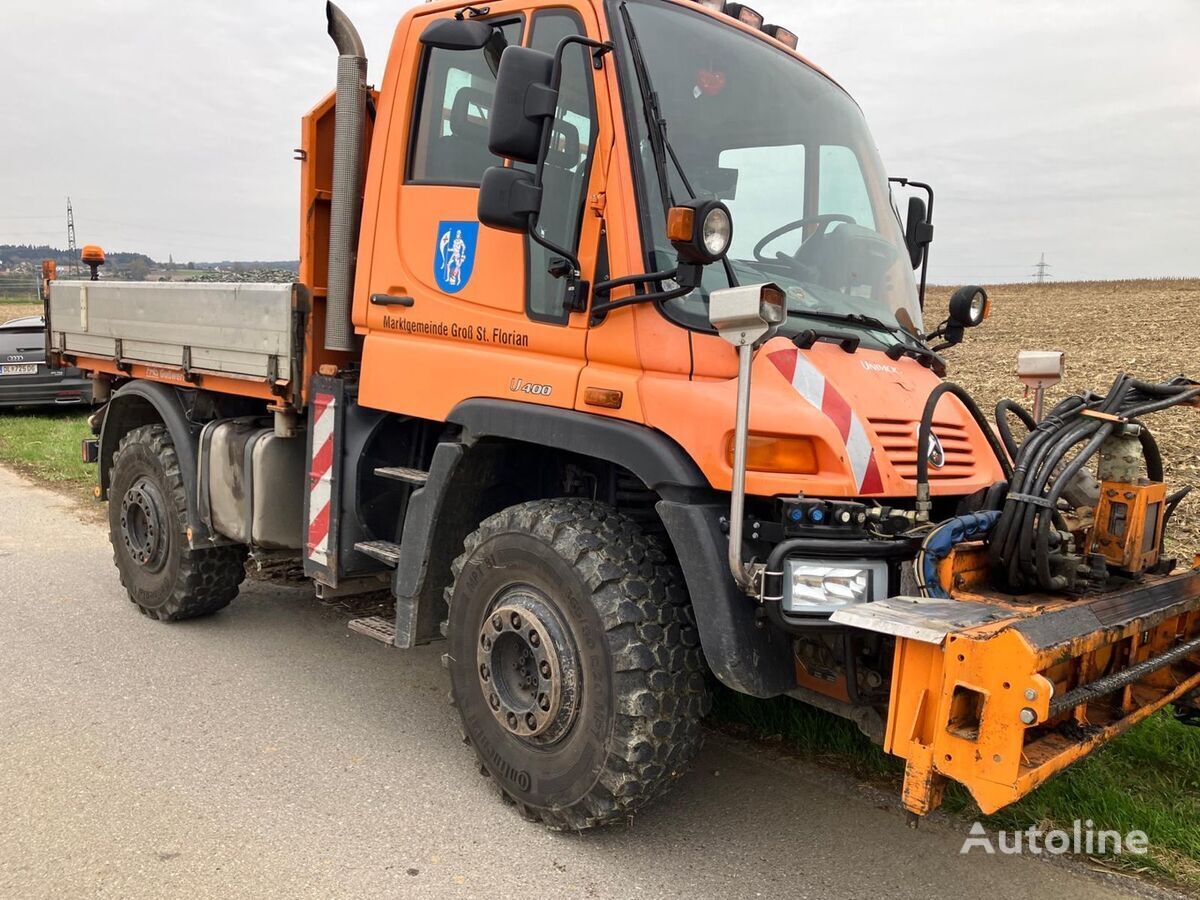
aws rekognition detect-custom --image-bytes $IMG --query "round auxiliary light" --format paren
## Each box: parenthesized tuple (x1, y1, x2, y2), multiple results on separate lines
(809, 507, 826, 524)
(702, 205, 733, 259)
(948, 285, 990, 328)
(789, 507, 805, 523)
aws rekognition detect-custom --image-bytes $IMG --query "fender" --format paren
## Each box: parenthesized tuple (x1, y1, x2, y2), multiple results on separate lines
(98, 381, 219, 548)
(447, 398, 708, 498)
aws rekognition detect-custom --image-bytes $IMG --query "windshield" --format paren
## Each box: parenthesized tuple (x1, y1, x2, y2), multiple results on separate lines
(615, 0, 923, 342)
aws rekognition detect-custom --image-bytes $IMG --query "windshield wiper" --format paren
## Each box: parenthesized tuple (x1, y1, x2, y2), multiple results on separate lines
(788, 308, 946, 373)
(618, 3, 738, 289)
(788, 309, 899, 335)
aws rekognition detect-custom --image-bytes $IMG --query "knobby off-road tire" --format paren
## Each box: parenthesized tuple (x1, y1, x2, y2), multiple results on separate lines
(445, 499, 710, 830)
(107, 424, 247, 621)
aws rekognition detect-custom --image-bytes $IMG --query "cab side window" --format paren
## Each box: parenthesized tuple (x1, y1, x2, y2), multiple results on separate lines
(408, 20, 524, 185)
(524, 10, 597, 322)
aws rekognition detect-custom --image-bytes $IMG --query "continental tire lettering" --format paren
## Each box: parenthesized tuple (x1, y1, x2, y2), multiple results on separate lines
(475, 730, 532, 792)
(509, 378, 553, 397)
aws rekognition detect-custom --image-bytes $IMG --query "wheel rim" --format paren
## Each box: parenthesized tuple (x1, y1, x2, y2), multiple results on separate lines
(120, 476, 170, 573)
(477, 586, 580, 744)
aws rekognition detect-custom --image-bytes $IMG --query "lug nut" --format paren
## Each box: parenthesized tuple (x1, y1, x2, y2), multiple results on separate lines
(479, 663, 490, 682)
(529, 631, 541, 647)
(539, 661, 551, 678)
(480, 635, 491, 651)
(525, 713, 537, 730)
(489, 693, 500, 710)
(506, 711, 518, 729)
(1019, 708, 1038, 725)
(510, 612, 522, 629)
(538, 693, 551, 711)
(492, 614, 504, 631)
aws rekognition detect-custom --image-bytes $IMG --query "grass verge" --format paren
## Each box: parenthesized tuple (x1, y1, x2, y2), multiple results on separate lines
(0, 409, 94, 487)
(713, 686, 1200, 889)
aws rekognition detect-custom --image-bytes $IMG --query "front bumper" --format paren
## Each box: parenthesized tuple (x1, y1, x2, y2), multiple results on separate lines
(833, 568, 1200, 816)
(0, 369, 93, 408)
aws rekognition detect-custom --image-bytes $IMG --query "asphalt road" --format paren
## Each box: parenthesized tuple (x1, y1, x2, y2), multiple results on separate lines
(0, 465, 1166, 899)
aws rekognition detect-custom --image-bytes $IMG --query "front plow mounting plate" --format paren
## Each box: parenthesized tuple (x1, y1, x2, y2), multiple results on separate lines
(837, 571, 1200, 817)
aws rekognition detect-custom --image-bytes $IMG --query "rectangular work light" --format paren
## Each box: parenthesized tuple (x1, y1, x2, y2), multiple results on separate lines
(782, 559, 889, 615)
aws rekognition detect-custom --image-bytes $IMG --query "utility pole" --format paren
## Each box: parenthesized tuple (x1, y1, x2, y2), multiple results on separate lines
(66, 197, 80, 277)
(1031, 252, 1051, 285)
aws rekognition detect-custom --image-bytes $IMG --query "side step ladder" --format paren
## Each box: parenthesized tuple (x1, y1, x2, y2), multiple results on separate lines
(375, 466, 429, 486)
(348, 616, 396, 645)
(354, 540, 401, 567)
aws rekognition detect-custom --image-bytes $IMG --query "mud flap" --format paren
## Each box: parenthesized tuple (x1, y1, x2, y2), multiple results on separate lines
(833, 571, 1200, 816)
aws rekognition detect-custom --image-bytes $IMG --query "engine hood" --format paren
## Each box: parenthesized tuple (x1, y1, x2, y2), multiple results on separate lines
(640, 335, 1006, 499)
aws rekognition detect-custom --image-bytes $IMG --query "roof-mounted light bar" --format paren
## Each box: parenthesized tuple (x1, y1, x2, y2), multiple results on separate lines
(722, 3, 765, 29)
(763, 23, 799, 49)
(691, 2, 798, 50)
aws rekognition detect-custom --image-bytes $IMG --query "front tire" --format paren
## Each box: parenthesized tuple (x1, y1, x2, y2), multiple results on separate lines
(445, 499, 709, 830)
(108, 424, 247, 621)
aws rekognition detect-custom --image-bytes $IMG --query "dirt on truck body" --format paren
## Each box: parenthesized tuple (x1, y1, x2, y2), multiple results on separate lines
(43, 0, 1200, 829)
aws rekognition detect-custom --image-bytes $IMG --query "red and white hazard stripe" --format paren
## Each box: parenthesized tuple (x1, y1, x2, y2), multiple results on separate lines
(307, 392, 337, 566)
(767, 348, 884, 494)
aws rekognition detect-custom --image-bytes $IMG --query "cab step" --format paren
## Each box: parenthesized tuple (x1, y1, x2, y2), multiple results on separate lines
(348, 615, 396, 645)
(375, 466, 429, 485)
(354, 540, 402, 567)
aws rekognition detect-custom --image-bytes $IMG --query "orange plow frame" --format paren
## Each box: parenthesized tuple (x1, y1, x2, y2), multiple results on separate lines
(838, 567, 1200, 816)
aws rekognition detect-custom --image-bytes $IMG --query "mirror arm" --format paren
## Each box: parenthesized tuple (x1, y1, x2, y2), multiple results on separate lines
(594, 267, 679, 297)
(890, 177, 935, 309)
(590, 283, 693, 324)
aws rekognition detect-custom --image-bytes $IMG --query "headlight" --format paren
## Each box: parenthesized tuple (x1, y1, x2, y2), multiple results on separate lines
(701, 205, 733, 258)
(782, 559, 888, 615)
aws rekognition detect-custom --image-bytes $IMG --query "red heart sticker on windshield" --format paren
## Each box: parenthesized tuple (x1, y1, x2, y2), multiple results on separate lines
(696, 69, 727, 96)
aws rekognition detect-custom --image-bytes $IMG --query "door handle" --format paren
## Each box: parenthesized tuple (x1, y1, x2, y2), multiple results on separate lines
(370, 293, 415, 307)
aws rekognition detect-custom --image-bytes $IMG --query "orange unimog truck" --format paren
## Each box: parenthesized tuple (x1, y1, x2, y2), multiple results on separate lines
(46, 0, 1200, 829)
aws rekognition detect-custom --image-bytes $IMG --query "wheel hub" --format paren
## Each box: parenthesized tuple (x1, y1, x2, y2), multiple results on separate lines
(477, 589, 579, 743)
(120, 476, 169, 572)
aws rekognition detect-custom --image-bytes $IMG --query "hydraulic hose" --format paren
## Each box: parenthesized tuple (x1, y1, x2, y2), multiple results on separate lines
(916, 383, 1013, 519)
(988, 374, 1200, 592)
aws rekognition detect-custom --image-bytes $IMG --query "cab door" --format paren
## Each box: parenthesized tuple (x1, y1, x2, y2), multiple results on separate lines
(357, 3, 608, 422)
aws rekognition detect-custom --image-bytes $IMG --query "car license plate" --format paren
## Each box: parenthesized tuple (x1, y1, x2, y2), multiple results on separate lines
(0, 364, 38, 376)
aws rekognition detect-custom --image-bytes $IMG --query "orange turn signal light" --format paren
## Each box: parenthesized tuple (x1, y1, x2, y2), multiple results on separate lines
(667, 207, 696, 243)
(726, 433, 819, 474)
(584, 387, 624, 410)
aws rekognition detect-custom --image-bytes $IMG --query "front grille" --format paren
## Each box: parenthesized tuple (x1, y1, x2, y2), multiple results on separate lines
(867, 417, 979, 482)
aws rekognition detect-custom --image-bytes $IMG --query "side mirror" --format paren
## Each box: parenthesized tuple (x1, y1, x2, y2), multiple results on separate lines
(488, 46, 557, 164)
(419, 18, 495, 51)
(903, 196, 933, 269)
(478, 166, 543, 232)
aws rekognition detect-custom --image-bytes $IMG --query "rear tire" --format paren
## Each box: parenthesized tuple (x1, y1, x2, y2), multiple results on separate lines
(445, 499, 710, 830)
(108, 424, 247, 621)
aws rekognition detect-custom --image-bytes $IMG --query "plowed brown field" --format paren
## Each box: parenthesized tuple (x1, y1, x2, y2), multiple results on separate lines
(928, 279, 1200, 556)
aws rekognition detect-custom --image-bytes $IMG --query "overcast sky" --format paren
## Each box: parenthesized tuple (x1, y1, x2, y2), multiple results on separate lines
(2, 0, 1197, 282)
